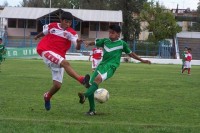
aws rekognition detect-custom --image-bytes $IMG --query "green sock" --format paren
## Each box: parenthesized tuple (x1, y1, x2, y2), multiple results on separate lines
(84, 82, 98, 97)
(88, 93, 95, 111)
(84, 82, 98, 112)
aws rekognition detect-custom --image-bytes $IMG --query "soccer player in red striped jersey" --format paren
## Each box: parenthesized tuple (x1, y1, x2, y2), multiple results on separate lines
(182, 48, 192, 75)
(34, 12, 90, 111)
(89, 47, 103, 71)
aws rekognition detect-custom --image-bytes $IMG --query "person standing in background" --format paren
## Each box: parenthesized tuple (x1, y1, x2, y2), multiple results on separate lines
(182, 48, 192, 75)
(89, 47, 103, 72)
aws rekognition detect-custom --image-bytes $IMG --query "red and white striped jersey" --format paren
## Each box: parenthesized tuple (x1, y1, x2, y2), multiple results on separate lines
(91, 48, 103, 59)
(185, 52, 192, 61)
(37, 23, 78, 58)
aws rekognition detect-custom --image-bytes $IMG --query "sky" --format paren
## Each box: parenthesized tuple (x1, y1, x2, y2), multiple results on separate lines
(156, 0, 199, 10)
(0, 0, 199, 10)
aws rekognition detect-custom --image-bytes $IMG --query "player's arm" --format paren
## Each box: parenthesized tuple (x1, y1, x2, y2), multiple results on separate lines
(34, 24, 49, 40)
(75, 38, 84, 50)
(84, 41, 95, 47)
(128, 52, 151, 64)
(84, 38, 105, 47)
(34, 32, 45, 40)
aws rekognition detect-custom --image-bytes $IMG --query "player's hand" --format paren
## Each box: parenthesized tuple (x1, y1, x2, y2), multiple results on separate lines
(84, 41, 90, 47)
(76, 39, 84, 50)
(143, 60, 151, 64)
(34, 36, 38, 40)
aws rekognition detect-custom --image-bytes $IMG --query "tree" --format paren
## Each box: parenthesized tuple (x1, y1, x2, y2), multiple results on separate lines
(109, 0, 147, 41)
(20, 0, 45, 7)
(20, 0, 74, 8)
(140, 1, 181, 43)
(79, 0, 110, 10)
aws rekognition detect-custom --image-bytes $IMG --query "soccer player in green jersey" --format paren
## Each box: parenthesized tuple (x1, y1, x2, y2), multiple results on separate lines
(181, 47, 188, 70)
(0, 38, 6, 72)
(78, 25, 151, 115)
(0, 38, 6, 62)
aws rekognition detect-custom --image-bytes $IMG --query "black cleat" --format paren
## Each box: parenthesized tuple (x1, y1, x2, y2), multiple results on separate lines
(78, 92, 86, 104)
(83, 74, 90, 88)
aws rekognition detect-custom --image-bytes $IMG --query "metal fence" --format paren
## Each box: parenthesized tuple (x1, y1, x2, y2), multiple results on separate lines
(131, 40, 174, 59)
(4, 38, 175, 59)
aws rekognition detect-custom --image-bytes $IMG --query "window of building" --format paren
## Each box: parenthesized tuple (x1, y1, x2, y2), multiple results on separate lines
(74, 21, 80, 31)
(109, 22, 119, 26)
(27, 20, 36, 28)
(90, 22, 99, 31)
(18, 19, 26, 28)
(100, 22, 109, 31)
(8, 19, 17, 28)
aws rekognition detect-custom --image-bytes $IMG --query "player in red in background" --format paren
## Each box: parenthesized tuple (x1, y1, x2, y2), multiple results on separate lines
(34, 12, 90, 111)
(89, 47, 103, 72)
(182, 48, 192, 75)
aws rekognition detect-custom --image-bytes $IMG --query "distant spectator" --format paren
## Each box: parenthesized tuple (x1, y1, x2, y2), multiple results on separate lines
(182, 48, 192, 75)
(181, 47, 188, 71)
(0, 38, 6, 63)
(89, 47, 103, 72)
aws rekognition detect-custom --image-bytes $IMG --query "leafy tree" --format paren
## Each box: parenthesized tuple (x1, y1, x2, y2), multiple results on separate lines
(109, 0, 147, 41)
(20, 0, 75, 8)
(79, 0, 110, 10)
(140, 1, 181, 43)
(20, 0, 45, 7)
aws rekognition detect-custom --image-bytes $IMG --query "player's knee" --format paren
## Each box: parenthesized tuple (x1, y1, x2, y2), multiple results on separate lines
(54, 83, 61, 90)
(94, 76, 102, 84)
(60, 60, 70, 67)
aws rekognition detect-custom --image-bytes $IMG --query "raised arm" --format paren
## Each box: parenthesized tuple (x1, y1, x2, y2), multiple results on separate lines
(76, 40, 95, 50)
(84, 41, 95, 47)
(128, 52, 151, 64)
(34, 32, 45, 40)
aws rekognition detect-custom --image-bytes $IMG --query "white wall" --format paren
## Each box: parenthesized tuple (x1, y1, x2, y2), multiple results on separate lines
(64, 55, 200, 65)
(177, 32, 200, 38)
(89, 31, 109, 38)
(7, 28, 36, 37)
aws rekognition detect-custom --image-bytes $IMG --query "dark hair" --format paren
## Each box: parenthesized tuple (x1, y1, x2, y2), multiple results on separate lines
(109, 25, 121, 33)
(60, 12, 73, 20)
(0, 38, 2, 41)
(188, 48, 192, 51)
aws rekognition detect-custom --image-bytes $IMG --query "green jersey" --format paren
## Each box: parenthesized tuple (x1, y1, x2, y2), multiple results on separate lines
(0, 44, 5, 54)
(95, 38, 132, 68)
(181, 51, 187, 62)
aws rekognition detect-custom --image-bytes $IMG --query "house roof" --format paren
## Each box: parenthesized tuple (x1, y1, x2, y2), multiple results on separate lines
(0, 7, 58, 19)
(0, 7, 123, 22)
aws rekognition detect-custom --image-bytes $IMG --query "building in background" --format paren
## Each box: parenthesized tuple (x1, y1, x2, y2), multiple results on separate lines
(0, 7, 122, 47)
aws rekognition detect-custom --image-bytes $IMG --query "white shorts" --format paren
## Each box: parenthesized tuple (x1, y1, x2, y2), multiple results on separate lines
(41, 51, 65, 83)
(184, 61, 191, 68)
(92, 58, 102, 69)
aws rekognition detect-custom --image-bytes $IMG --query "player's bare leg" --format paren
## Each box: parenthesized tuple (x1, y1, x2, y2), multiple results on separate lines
(60, 60, 81, 81)
(60, 60, 90, 87)
(44, 80, 61, 111)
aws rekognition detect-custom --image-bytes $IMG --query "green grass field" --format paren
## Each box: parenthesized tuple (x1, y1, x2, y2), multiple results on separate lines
(0, 59, 200, 133)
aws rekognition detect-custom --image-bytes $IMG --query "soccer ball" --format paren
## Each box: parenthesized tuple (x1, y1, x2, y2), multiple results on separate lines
(94, 88, 109, 103)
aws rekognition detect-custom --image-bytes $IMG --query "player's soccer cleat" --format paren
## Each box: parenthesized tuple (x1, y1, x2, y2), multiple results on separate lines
(83, 74, 90, 88)
(44, 93, 51, 111)
(78, 92, 86, 104)
(85, 110, 96, 116)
